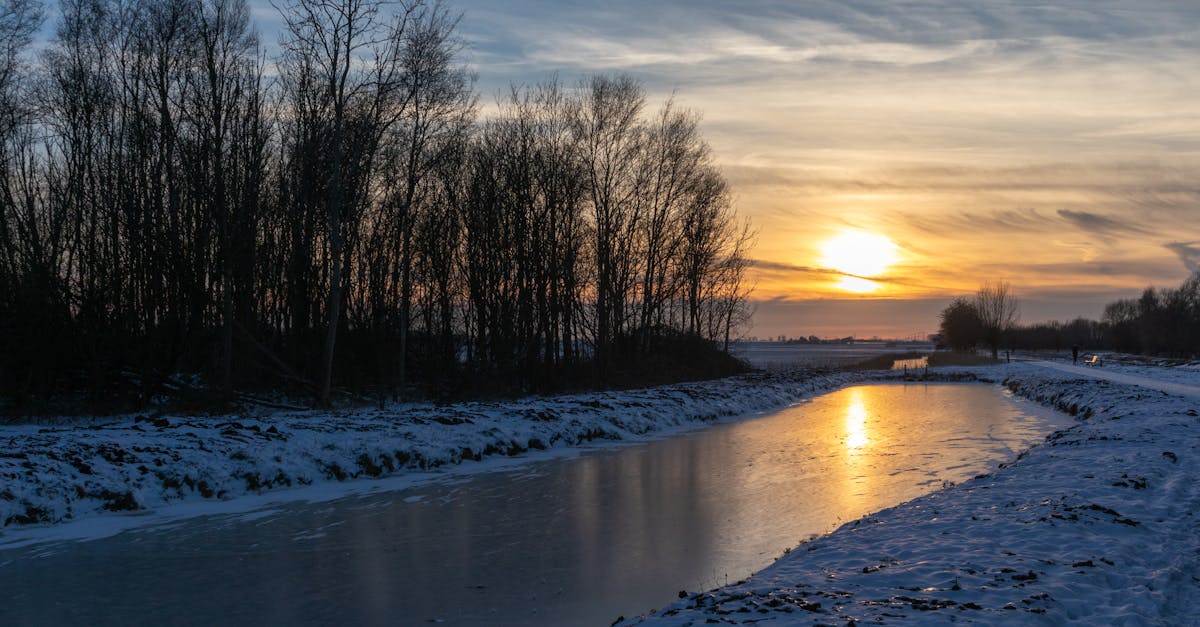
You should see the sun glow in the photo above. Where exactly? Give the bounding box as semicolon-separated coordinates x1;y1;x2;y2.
819;230;900;293
834;276;882;294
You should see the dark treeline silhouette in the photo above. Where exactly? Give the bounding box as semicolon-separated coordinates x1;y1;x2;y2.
938;272;1200;358
0;0;753;411
1005;318;1104;352
1100;272;1200;356
936;281;1018;358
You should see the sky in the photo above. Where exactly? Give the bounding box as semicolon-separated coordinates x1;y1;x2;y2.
268;1;1200;338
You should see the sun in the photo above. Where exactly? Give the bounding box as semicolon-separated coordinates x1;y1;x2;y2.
819;230;899;293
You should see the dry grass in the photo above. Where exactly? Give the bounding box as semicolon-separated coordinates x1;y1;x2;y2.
848;352;924;371
847;351;1002;371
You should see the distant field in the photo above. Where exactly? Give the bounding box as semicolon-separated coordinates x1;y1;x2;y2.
731;341;936;369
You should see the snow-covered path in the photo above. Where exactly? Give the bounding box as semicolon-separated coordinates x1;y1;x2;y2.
1026;359;1200;399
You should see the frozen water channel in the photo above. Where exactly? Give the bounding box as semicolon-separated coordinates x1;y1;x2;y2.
0;383;1071;626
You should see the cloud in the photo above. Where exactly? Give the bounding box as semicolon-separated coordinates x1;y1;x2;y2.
728;161;1200;199
1165;242;1200;273
1056;210;1154;236
750;258;892;280
750;258;948;294
749;258;891;281
749;259;825;274
455;0;1200;90
902;208;1051;236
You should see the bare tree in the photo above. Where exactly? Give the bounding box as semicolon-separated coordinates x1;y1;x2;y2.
678;166;730;338
0;0;45;403
975;280;1019;358
0;0;40;138
713;218;755;352
379;0;473;395
571;74;644;376
0;0;42;276
636;98;704;349
276;0;414;406
190;0;264;401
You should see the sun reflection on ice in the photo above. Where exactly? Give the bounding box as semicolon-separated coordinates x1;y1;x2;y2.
845;390;870;450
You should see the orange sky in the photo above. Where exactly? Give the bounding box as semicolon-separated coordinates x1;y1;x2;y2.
257;1;1200;337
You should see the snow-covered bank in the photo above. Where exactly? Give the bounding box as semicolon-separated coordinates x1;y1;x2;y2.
622;362;1200;625
2;369;896;531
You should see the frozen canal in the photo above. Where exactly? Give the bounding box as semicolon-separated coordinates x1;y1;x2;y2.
0;383;1071;626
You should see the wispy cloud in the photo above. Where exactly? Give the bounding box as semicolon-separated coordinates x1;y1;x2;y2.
1165;242;1200;273
1057;210;1154;236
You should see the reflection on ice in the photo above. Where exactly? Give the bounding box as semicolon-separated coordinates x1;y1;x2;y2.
844;389;870;450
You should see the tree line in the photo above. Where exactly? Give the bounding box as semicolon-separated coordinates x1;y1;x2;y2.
938;272;1200;358
0;0;753;411
1098;272;1200;356
936;281;1020;358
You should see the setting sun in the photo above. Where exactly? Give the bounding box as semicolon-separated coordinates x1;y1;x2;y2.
819;230;900;293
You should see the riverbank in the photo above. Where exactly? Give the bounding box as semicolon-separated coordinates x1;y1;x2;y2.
622;361;1200;624
3;368;903;531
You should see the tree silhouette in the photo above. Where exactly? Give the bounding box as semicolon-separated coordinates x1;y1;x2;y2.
975;281;1019;358
938;297;982;352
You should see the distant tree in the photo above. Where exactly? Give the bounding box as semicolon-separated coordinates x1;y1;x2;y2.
1135;287;1165;355
1163;273;1200;356
382;1;475;394
974;281;1019;358
1102;298;1140;353
1062;317;1102;348
1007;317;1103;352
938;297;983;352
1090;272;1200;358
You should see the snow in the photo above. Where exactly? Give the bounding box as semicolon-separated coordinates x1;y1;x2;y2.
1;369;880;538
620;360;1200;625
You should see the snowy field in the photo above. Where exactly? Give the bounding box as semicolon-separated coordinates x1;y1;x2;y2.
622;362;1200;625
